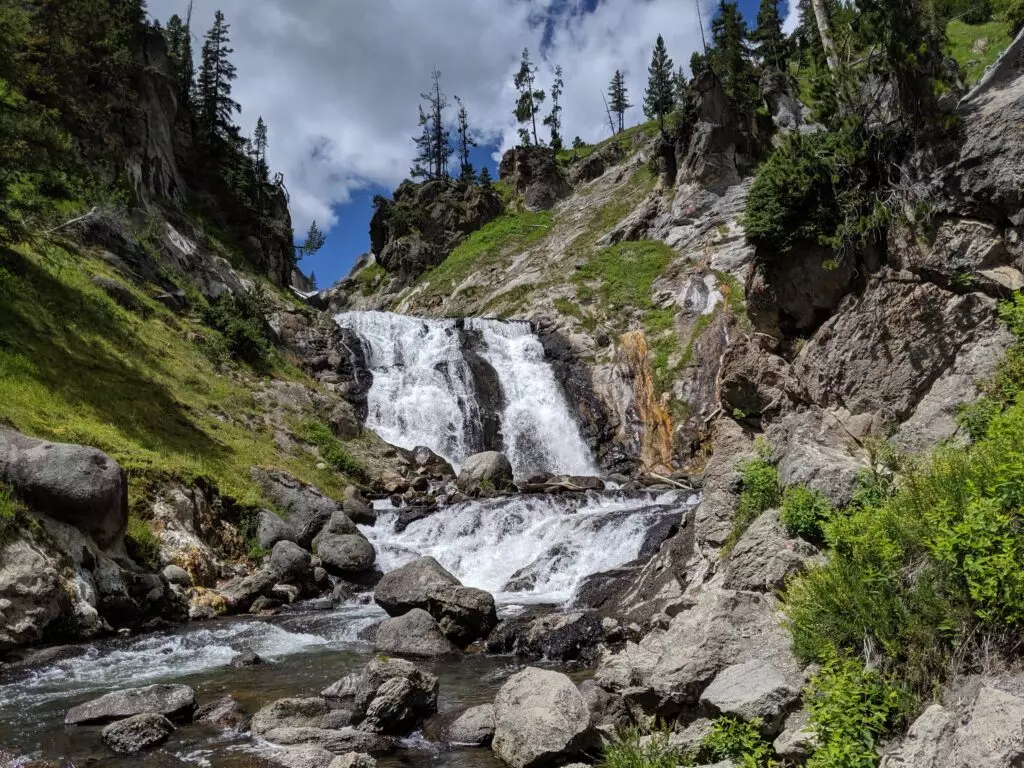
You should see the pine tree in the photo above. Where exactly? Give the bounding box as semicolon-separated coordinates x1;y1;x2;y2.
514;48;546;146
608;70;632;133
409;70;453;180
752;0;788;71
673;66;690;111
196;10;240;145
543;65;564;150
454;96;477;183
251;116;269;182
478;166;493;188
643;35;675;133
164;14;195;107
298;220;326;258
410;106;433;179
708;2;759;115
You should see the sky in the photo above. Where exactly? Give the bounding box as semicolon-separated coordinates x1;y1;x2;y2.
147;0;799;287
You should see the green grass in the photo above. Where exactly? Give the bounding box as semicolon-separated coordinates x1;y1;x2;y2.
947;19;1013;83
557;120;663;166
598;726;678;768
354;263;388;296
575;240;675;310
416;210;553;300
0;484;23;546
553;297;597;331
724;443;780;553
296;418;366;480
125;515;161;571
0;242;360;512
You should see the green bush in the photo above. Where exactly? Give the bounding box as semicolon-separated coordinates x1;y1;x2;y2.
725;444;780;553
125;515;162;572
299;419;366;480
598;726;677;768
805;654;904;768
695;717;776;767
202;285;273;369
781;485;832;541
0;484;23;545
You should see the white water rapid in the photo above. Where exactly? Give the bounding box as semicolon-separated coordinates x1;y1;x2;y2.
334;311;596;478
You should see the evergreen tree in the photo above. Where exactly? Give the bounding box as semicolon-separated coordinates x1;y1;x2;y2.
643;35;675;133
708;2;759;114
164;11;194;108
691;51;709;78
409;70;453;180
478;166;493;188
514;48;546;146
410;106;433;179
543;65;565;150
251;116;269;182
454;96;477;183
572;136;585;149
197;10;240;145
608;70;631;133
298;220;326;258
752;0;788;71
673;66;689;110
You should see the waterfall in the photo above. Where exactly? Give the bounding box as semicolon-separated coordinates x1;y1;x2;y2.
335;311;596;477
362;491;696;605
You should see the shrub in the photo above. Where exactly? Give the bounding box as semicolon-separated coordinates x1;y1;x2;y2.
598;726;678;768
781;485;832;541
202;284;272;369
725;443;780;553
805;654;904;768
299;418;366;480
125;515;161;572
695;717;776;767
0;484;23;545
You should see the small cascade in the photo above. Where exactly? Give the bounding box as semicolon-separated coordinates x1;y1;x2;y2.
335;310;596;477
362;490;696;605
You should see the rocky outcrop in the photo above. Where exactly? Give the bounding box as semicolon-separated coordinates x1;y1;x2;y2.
66;684;196;725
456;451;515;494
722;509;818;592
698;660;802;737
374;556;460;615
485;609;603;662
0;429;127;548
492;668;596;768
101;712;175;755
252;469;339;548
499;146;571;210
351;657;439;735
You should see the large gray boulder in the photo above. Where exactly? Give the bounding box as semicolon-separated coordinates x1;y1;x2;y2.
258;508;297;549
0;429;127;547
374;556;459;616
374;608;458;658
270;540;313;582
0;538;71;650
251;697;336;734
456;451;514;494
492;667;596;768
448;703;495;746
723;509;818;592
101;713;174;754
252;468;339;547
352;657;439;735
699;660;802;736
314;512;375;575
66;684;196;725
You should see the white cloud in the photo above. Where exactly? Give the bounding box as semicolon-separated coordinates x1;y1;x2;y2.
147;0;713;233
782;0;802;35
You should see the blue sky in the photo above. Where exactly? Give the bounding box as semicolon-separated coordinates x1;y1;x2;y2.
147;0;791;289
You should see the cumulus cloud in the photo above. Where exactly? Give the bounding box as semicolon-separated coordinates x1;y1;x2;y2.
147;0;713;233
782;0;802;34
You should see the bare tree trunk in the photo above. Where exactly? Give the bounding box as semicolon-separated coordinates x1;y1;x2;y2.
810;0;840;71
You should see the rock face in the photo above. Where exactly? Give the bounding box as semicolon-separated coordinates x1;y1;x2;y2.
66;684;196;725
722;509;818;592
101;713;175;754
374;608;459;657
499;146;571;211
698;660;801;736
0;429;128;548
351;657;439;735
448;703;496;746
492;668;596;768
456;451;514;494
0;538;72;650
252;468;340;548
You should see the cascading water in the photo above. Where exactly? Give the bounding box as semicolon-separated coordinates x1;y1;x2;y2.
334;311;596;477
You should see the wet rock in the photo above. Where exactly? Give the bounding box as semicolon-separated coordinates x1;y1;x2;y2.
410;446;456;479
0;429;128;548
486;609;602;662
66;683;196;725
231;650;263;667
448;703;495;746
162;564;190;587
457;451;514;494
328;754;377;768
374;556;459;616
699;660;801;736
261;746;337;768
342;487;376;525
0;537;72;650
270;540;313;583
100;713;174;755
252;469;339;547
195;694;249;730
252;697;332;734
263;727;392;756
722;509;818;592
315;512;375;576
492;667;596;768
374;608;458;658
272;584;302;604
393;504;438;533
250;595;282;614
425;583;498;647
352;657;439;735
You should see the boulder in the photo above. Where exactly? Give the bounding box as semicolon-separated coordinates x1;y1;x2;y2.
100;713;175;754
699;660;801;736
486;610;603;662
499;146;571;210
315;512;375;575
261;746;337;768
66;684;196;725
722;509;818;592
251;697;341;735
162;564;191;587
329;401;362;440
492;667;596;768
194;694;249;730
259;508;297;549
773;707;816;764
579;679;632;732
323;674;361;700
231;650;263;667
270;540;313;583
448;703;495;746
374;556;459;616
374;608;458;658
352;657;439;735
342;487;376;525
0;538;72;650
0;429;128;548
252;468;339;547
329;754;377;768
457;451;514;494
262;726;392;756
425;583;498;647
